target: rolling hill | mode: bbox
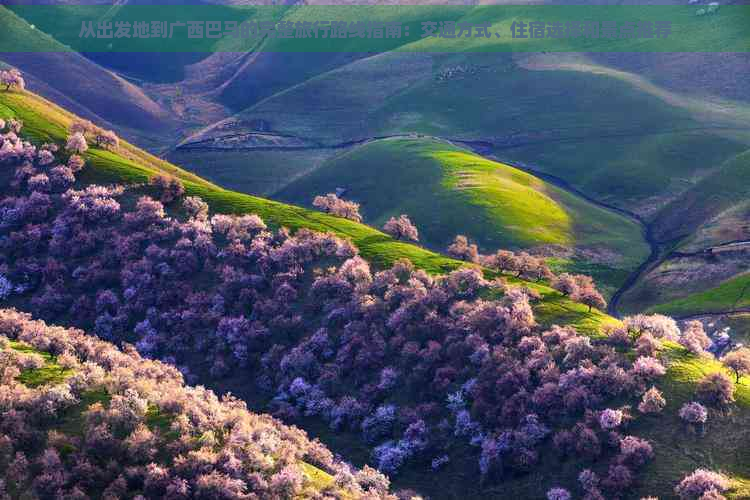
[176,47,750,234]
[0,87,614,333]
[614,148,750,315]
[170,40,750,322]
[275,137,649,294]
[170,46,749,310]
[653,149,750,249]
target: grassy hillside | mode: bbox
[653,149,750,246]
[5,3,284,84]
[184,49,750,218]
[217,4,466,111]
[0,88,618,335]
[649,273,750,317]
[176,4,750,215]
[167,147,342,198]
[209,3,750,112]
[612,149,750,316]
[277,137,649,293]
[163,7,750,320]
[505,129,749,214]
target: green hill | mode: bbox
[277,137,649,293]
[649,273,750,318]
[0,6,174,138]
[653,149,750,247]
[174,4,750,217]
[614,150,750,315]
[182,49,750,219]
[163,7,750,320]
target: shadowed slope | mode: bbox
[0,6,175,139]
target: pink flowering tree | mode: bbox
[95,130,119,150]
[721,347,750,383]
[382,214,419,242]
[638,387,666,414]
[0,69,25,91]
[623,314,680,342]
[579,285,607,312]
[552,273,579,298]
[598,408,623,430]
[675,469,730,499]
[696,372,735,407]
[37,149,55,166]
[546,487,571,500]
[149,175,185,204]
[679,402,708,426]
[447,235,479,263]
[578,469,600,496]
[679,320,712,355]
[617,436,653,469]
[313,193,362,222]
[631,356,667,382]
[485,249,520,274]
[67,154,85,173]
[69,119,95,136]
[8,118,22,134]
[66,132,88,154]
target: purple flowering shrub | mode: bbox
[675,469,730,499]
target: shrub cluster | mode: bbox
[0,309,393,499]
[444,235,607,313]
[67,119,119,152]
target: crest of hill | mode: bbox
[275,137,649,292]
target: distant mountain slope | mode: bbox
[0,6,176,141]
[214,4,466,111]
[184,49,750,213]
[615,149,750,315]
[653,149,750,247]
